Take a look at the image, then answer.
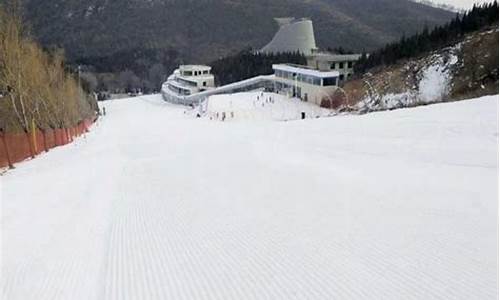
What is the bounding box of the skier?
[103,107,106,116]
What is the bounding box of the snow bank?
[380,91,416,108]
[418,55,455,103]
[2,94,498,299]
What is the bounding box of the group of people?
[99,107,106,116]
[254,92,275,107]
[209,111,236,122]
[203,91,283,122]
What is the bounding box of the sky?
[433,0,494,9]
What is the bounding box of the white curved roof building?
[261,18,318,55]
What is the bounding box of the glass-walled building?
[272,64,339,105]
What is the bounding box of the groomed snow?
[1,94,498,299]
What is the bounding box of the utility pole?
[77,65,82,102]
[294,73,298,99]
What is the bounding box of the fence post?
[31,118,38,154]
[65,128,69,143]
[40,127,48,152]
[0,129,14,169]
[53,128,58,146]
[25,130,35,158]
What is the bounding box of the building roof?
[275,17,311,27]
[261,18,317,55]
[273,64,339,78]
[179,65,212,72]
[308,52,363,62]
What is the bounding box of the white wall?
[261,19,317,55]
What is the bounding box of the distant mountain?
[21,0,454,62]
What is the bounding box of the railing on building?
[162,75,276,106]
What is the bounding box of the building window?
[348,61,353,68]
[331,63,336,70]
[323,77,337,86]
[203,81,207,86]
[339,62,344,69]
[307,75,314,84]
[339,74,345,81]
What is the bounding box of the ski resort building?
[163,65,216,102]
[261,18,318,55]
[161,63,340,107]
[272,64,339,105]
[306,52,363,83]
[260,17,363,83]
[160,18,362,107]
[162,69,275,106]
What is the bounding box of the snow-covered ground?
[198,92,332,121]
[1,94,498,299]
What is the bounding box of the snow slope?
[194,92,332,121]
[1,94,498,299]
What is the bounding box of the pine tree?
[356,1,498,73]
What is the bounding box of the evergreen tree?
[356,1,498,73]
[210,50,306,86]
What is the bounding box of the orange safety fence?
[0,117,97,169]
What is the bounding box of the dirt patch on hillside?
[451,27,499,100]
[327,26,498,112]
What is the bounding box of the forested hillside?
[356,2,499,73]
[210,51,306,86]
[16,0,454,92]
[324,2,499,112]
[0,4,97,133]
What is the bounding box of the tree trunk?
[0,130,15,169]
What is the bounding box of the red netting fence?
[0,118,97,169]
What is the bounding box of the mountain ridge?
[20,0,454,63]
